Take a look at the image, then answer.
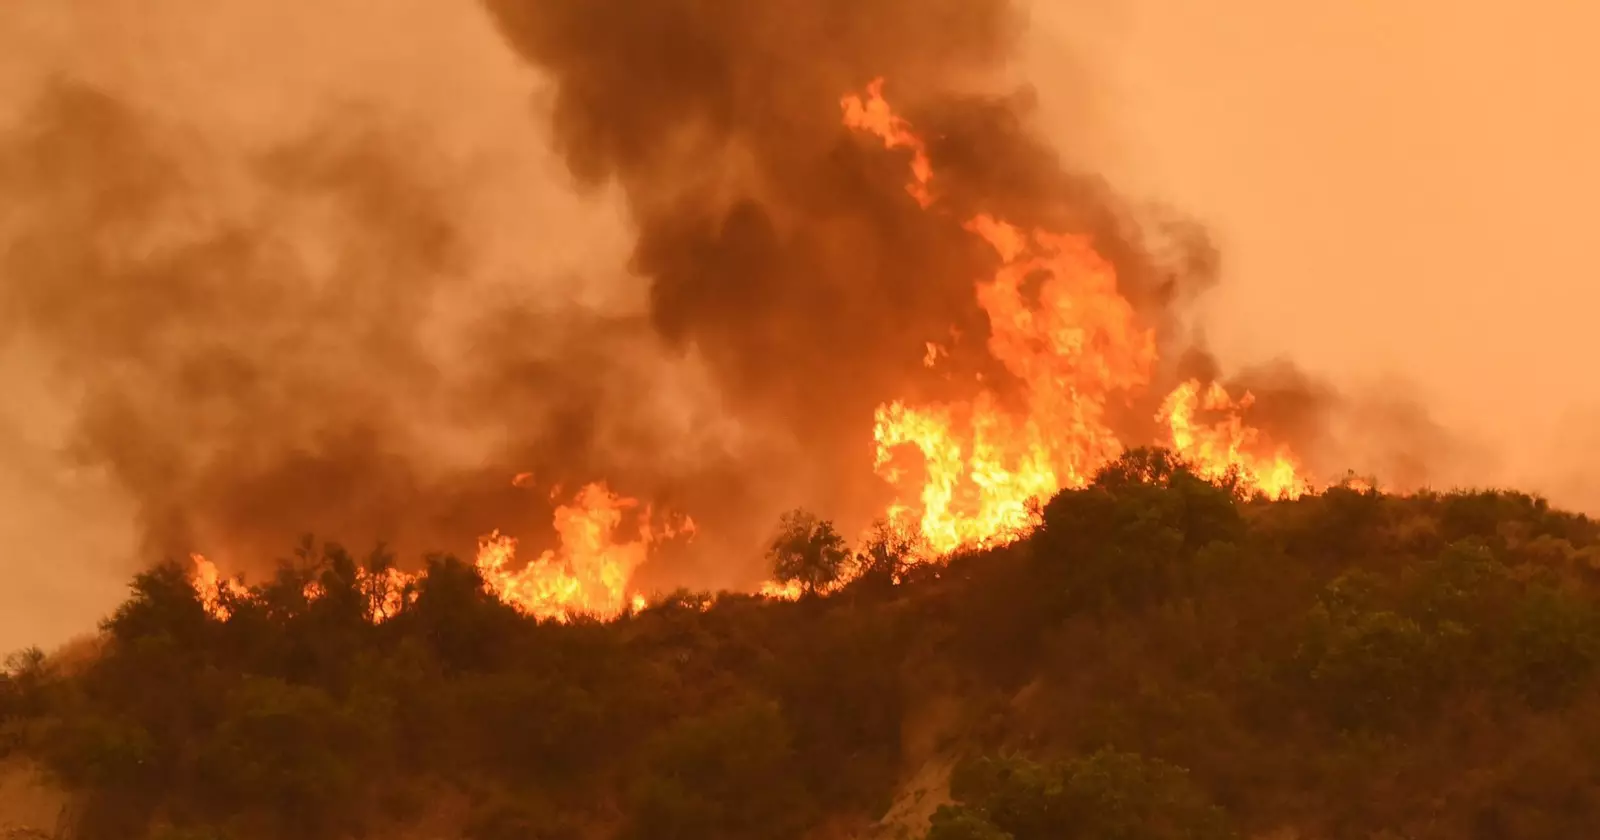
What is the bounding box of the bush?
[766,510,851,596]
[1288,573,1460,730]
[192,677,375,836]
[623,699,811,840]
[770,607,904,807]
[447,671,610,785]
[1034,449,1243,612]
[932,749,1236,840]
[1502,586,1600,707]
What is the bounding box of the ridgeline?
[4,449,1599,840]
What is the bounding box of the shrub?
[1502,586,1600,707]
[932,749,1236,840]
[623,699,811,840]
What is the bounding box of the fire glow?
[193,78,1308,620]
[848,78,1306,557]
[192,482,690,623]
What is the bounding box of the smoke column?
[477,0,1349,504]
[0,0,1463,648]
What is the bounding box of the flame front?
[1158,379,1308,499]
[192,482,689,623]
[847,78,1306,554]
[476,483,670,622]
[196,81,1311,617]
[191,554,248,620]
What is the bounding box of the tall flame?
[475,483,686,622]
[841,78,935,208]
[191,553,248,620]
[846,77,1306,555]
[1158,379,1308,499]
[198,81,1310,617]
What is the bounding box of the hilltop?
[4,449,1600,840]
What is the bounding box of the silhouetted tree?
[13,483,1600,840]
[854,518,921,591]
[766,510,850,596]
[1035,448,1244,611]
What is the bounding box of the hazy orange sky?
[1,0,1596,650]
[1028,0,1600,506]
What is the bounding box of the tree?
[101,560,212,648]
[766,510,850,596]
[624,699,811,840]
[193,676,374,837]
[1288,573,1457,730]
[1034,449,1244,611]
[1503,585,1600,707]
[854,518,922,591]
[399,554,521,672]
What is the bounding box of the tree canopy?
[4,450,1600,840]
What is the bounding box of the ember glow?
[848,78,1307,555]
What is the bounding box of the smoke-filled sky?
[2,0,1596,651]
[1035,1,1600,492]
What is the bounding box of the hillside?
[3,449,1600,840]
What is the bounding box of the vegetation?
[766,509,853,596]
[5,448,1600,839]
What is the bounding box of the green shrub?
[1502,586,1600,706]
[623,699,811,840]
[933,749,1236,840]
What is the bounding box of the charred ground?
[4,450,1600,840]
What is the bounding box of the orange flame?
[758,579,806,601]
[1158,379,1307,499]
[474,482,667,622]
[191,554,248,620]
[846,79,1306,554]
[191,553,414,622]
[841,78,935,207]
[190,482,689,624]
[757,559,859,602]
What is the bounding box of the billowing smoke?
[477,0,1325,490]
[0,0,1456,618]
[0,79,755,585]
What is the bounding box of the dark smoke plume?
[0,0,1450,596]
[0,81,759,583]
[479,0,1330,496]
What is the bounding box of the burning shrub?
[765,510,852,598]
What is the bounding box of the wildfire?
[841,78,935,207]
[845,77,1307,554]
[476,483,691,622]
[195,81,1314,617]
[1158,380,1307,499]
[758,579,806,601]
[191,482,691,623]
[190,554,248,620]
